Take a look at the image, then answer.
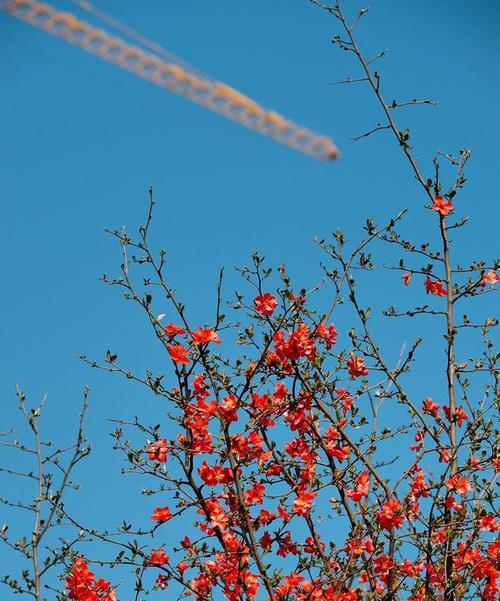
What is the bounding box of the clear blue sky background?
[0,0,498,597]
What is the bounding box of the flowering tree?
[1,2,498,601]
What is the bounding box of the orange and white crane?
[1,0,339,161]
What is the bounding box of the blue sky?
[1,0,499,597]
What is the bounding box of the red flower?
[192,327,221,345]
[244,482,266,505]
[201,497,230,531]
[425,276,447,297]
[432,529,447,544]
[254,292,278,316]
[292,488,316,516]
[276,532,297,557]
[324,426,350,461]
[468,455,481,469]
[303,535,324,555]
[402,559,424,578]
[65,557,115,601]
[374,554,395,583]
[163,323,186,339]
[149,549,169,565]
[445,474,471,495]
[274,323,316,362]
[336,388,354,414]
[488,541,500,561]
[260,531,273,551]
[151,506,173,522]
[145,439,168,463]
[277,506,291,522]
[218,394,239,423]
[344,536,374,557]
[177,561,189,575]
[198,461,233,486]
[410,466,429,499]
[456,406,468,426]
[479,514,500,532]
[258,509,276,525]
[155,574,169,590]
[347,354,368,378]
[439,448,451,463]
[290,292,306,305]
[252,392,271,412]
[446,495,463,511]
[480,270,499,287]
[402,272,412,286]
[346,471,370,502]
[276,573,304,598]
[377,498,404,530]
[422,397,440,418]
[167,343,190,364]
[443,405,468,427]
[190,573,212,598]
[432,195,454,216]
[180,536,192,550]
[315,322,338,349]
[192,373,210,401]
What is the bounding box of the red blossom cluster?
[198,460,234,486]
[346,471,370,502]
[274,322,317,362]
[163,323,186,339]
[453,542,499,601]
[346,354,369,378]
[480,270,500,286]
[167,343,190,364]
[377,498,404,530]
[432,195,454,216]
[315,322,338,349]
[149,548,169,565]
[254,292,278,316]
[443,404,468,427]
[65,558,115,601]
[263,320,339,373]
[445,473,472,495]
[274,574,362,601]
[151,506,173,522]
[187,537,259,601]
[192,327,221,345]
[422,397,440,418]
[165,325,221,365]
[145,438,168,462]
[425,275,448,297]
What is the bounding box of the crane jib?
[1,0,339,161]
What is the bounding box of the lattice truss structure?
[1,0,339,160]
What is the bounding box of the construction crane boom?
[1,0,339,161]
